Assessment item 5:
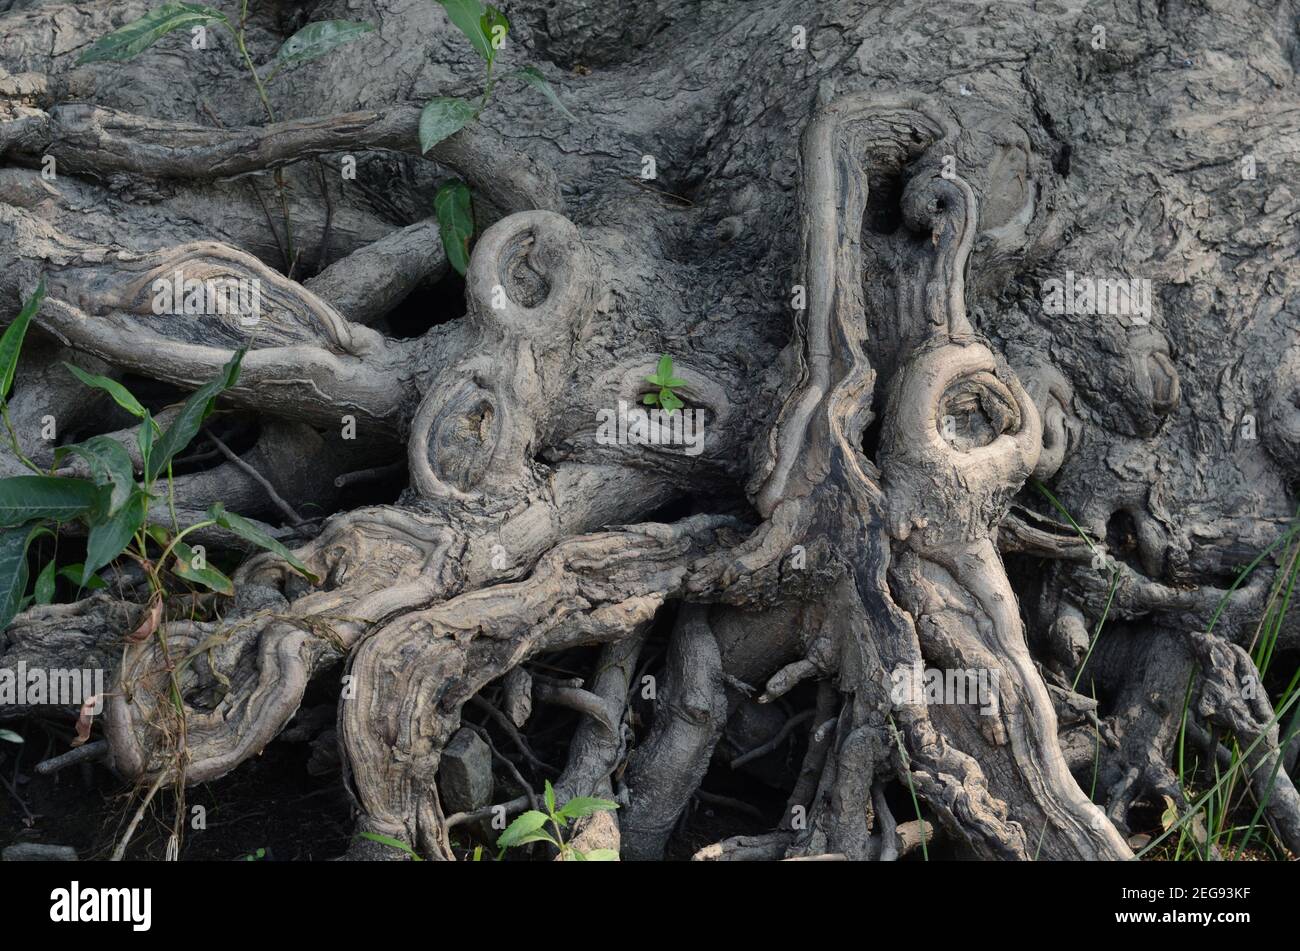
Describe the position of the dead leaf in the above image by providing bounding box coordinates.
[125,593,164,643]
[70,694,100,748]
[1160,794,1178,832]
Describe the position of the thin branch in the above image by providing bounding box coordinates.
[468,695,554,776]
[35,739,108,775]
[731,709,814,769]
[205,431,303,526]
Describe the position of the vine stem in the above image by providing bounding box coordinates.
[229,3,294,272]
[0,401,41,474]
[156,519,216,571]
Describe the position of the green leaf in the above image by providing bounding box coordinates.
[496,810,550,848]
[556,796,620,821]
[659,389,684,414]
[645,353,682,389]
[77,3,231,65]
[138,410,156,478]
[0,524,37,630]
[0,729,22,743]
[58,564,108,592]
[418,97,477,154]
[33,558,56,605]
[61,363,147,419]
[170,539,234,595]
[503,830,559,848]
[642,393,658,405]
[434,0,491,61]
[81,490,147,586]
[544,779,557,816]
[273,20,374,69]
[356,832,423,860]
[435,180,475,276]
[581,848,620,861]
[0,476,103,526]
[480,6,509,66]
[516,66,575,121]
[146,349,244,482]
[56,436,136,516]
[0,280,45,400]
[206,502,318,583]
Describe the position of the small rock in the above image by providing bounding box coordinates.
[3,843,78,861]
[437,728,493,814]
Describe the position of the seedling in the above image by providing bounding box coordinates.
[0,282,317,633]
[643,354,687,415]
[422,0,575,274]
[496,780,619,860]
[420,0,574,152]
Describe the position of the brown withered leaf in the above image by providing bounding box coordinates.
[125,593,164,643]
[70,694,101,748]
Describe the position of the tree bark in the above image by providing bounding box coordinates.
[2,0,1299,861]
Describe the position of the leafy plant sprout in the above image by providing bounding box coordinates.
[422,0,575,274]
[643,354,687,415]
[355,832,424,860]
[0,280,318,858]
[887,714,928,861]
[78,3,376,277]
[1,280,315,632]
[496,780,620,860]
[353,781,618,861]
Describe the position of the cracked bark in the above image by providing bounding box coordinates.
[2,0,1299,861]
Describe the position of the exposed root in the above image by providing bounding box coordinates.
[4,103,562,213]
[3,6,1296,864]
[339,515,736,857]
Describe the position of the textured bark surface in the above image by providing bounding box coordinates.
[2,0,1299,861]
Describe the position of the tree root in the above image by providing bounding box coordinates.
[3,15,1297,863]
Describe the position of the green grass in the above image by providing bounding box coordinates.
[1166,506,1300,860]
[888,715,928,861]
[1029,480,1120,692]
[1032,482,1300,860]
